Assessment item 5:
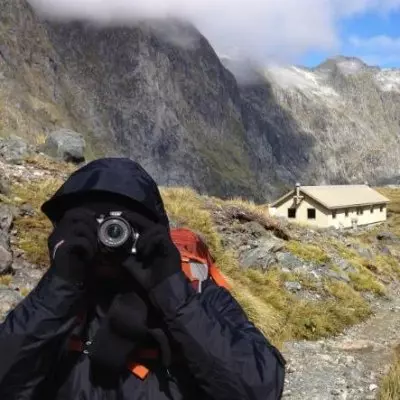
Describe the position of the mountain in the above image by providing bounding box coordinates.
[2,0,400,202]
[262,56,400,187]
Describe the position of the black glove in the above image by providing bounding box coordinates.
[121,212,182,291]
[89,290,172,372]
[48,208,98,285]
[88,291,149,371]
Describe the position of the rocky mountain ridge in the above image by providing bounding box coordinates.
[2,0,400,202]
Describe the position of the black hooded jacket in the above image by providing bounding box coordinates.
[0,158,285,400]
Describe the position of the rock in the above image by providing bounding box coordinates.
[0,204,13,233]
[0,288,23,321]
[239,234,285,270]
[352,244,373,259]
[368,384,377,392]
[0,176,10,196]
[19,204,35,217]
[0,205,13,274]
[286,364,296,374]
[335,340,375,352]
[377,232,399,242]
[0,245,12,274]
[43,129,86,164]
[336,259,358,274]
[239,221,269,238]
[0,135,30,164]
[10,259,44,291]
[276,252,304,270]
[380,246,392,256]
[285,281,302,292]
[326,269,351,283]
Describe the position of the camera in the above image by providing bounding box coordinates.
[97,211,139,254]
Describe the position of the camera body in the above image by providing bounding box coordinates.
[96,211,139,255]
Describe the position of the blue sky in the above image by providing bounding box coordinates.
[301,10,400,68]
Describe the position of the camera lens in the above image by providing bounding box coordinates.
[107,224,124,240]
[98,217,131,249]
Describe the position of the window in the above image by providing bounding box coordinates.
[307,208,316,219]
[345,209,349,217]
[370,206,374,214]
[332,210,337,219]
[380,205,384,212]
[288,208,296,219]
[357,208,364,216]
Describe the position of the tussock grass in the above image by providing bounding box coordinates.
[12,178,63,267]
[326,240,389,295]
[286,240,330,264]
[24,154,77,175]
[348,266,386,296]
[0,275,12,286]
[378,346,400,400]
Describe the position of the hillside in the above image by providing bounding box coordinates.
[1,153,400,397]
[3,0,400,202]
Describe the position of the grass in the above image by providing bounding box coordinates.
[7,178,395,349]
[378,346,400,400]
[0,275,12,286]
[348,266,386,296]
[368,187,400,397]
[24,154,77,175]
[11,177,63,267]
[325,239,392,295]
[285,240,330,264]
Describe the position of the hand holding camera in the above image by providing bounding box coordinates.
[48,208,99,285]
[118,212,182,291]
[49,207,181,290]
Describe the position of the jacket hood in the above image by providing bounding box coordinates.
[41,157,169,227]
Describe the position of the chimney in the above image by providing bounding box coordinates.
[296,182,301,198]
[294,182,303,205]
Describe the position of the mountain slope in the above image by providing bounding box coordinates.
[262,57,400,186]
[2,0,400,201]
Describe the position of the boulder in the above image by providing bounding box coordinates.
[0,176,10,196]
[239,234,285,270]
[0,245,12,274]
[351,244,373,259]
[43,129,86,164]
[0,204,14,233]
[0,205,13,274]
[377,232,399,242]
[0,287,23,321]
[276,252,304,270]
[0,135,30,164]
[285,281,302,292]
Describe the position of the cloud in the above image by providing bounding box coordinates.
[27,0,400,67]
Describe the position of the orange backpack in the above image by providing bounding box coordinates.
[69,227,230,379]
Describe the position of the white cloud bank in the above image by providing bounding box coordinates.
[27,0,400,66]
